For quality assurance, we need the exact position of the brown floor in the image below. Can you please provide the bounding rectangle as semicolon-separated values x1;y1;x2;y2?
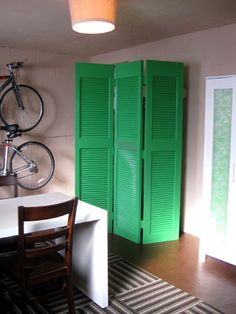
108;232;236;314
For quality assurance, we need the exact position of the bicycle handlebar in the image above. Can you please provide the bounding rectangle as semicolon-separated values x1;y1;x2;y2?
7;61;24;70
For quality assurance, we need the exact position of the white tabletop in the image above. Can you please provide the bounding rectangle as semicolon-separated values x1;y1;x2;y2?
0;192;106;238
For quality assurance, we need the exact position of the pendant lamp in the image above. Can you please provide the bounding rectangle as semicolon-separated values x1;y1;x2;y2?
68;0;117;34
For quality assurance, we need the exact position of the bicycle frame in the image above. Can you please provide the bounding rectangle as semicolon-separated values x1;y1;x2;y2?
0;69;25;110
1;141;36;176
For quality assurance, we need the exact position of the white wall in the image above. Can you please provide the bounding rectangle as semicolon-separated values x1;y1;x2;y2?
0;47;87;197
90;23;236;237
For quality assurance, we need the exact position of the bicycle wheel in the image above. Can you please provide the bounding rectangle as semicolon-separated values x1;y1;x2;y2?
0;84;44;132
10;141;55;190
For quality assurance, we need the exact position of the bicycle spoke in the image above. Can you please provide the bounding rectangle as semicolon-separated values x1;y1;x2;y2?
0;85;44;132
11;141;55;190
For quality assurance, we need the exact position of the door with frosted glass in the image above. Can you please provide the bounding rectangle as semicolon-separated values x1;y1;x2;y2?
200;76;236;265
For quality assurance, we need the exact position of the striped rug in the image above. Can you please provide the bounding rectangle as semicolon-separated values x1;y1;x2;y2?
1;253;224;314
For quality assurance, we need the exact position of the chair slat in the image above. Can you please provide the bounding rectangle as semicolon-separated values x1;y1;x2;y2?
25;241;68;258
25;226;69;244
21;200;75;221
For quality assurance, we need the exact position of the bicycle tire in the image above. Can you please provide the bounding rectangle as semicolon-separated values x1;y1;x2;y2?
10;141;55;190
0;84;44;132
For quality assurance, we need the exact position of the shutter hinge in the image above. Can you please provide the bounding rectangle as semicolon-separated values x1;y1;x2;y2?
142;83;146;98
141;150;145;159
183;88;187;99
110;211;114;220
142;84;146;109
140;220;144;229
113;85;116;111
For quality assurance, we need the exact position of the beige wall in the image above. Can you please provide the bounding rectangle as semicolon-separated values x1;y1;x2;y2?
91;23;236;237
1;23;236;237
0;47;87;197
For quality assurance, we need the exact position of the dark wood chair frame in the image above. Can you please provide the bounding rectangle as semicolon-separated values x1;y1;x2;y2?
0;197;78;313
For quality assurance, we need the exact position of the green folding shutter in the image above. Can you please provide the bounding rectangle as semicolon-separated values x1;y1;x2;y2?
75;63;114;231
113;61;143;243
143;60;184;243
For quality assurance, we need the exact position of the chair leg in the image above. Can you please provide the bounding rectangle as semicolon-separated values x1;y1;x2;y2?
65;277;75;314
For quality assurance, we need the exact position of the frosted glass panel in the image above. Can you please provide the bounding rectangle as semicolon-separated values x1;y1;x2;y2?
211;88;232;236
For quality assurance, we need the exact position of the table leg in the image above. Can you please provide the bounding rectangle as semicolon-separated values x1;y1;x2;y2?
72;219;108;308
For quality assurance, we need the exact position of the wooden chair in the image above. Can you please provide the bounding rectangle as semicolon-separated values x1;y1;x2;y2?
0;197;78;313
0;174;18;198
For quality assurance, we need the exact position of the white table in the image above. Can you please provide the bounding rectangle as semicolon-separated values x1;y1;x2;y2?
0;192;108;308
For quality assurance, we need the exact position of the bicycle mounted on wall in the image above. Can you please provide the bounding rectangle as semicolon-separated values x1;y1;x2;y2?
0;61;44;132
0;62;55;190
0;124;55;190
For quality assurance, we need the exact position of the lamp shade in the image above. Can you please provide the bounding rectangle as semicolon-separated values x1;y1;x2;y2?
68;0;117;34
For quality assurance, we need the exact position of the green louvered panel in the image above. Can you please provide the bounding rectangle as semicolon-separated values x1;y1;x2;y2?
80;148;111;208
114;61;143;243
116;76;140;139
150;151;177;236
152;76;177;139
80;78;110;137
75;63;114;231
115;149;138;239
143;60;184;243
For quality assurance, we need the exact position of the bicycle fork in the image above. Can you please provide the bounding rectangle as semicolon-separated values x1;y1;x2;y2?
12;82;25;110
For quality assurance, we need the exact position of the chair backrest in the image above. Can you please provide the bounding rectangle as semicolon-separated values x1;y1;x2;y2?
0;174;18;198
18;197;78;287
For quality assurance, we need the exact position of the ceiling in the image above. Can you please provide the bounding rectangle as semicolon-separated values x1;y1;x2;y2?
0;0;236;57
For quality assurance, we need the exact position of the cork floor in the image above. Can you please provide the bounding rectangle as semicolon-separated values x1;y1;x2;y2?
109;232;236;314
